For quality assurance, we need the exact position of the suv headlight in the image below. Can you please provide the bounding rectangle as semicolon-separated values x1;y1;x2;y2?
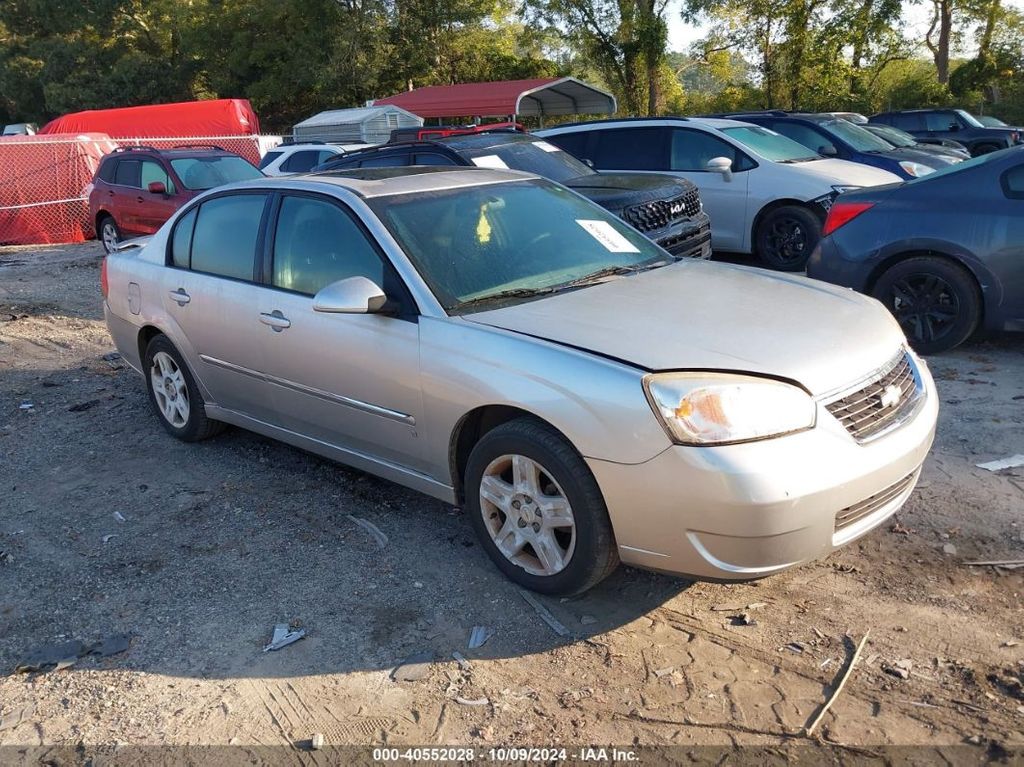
899;161;935;177
643;373;816;445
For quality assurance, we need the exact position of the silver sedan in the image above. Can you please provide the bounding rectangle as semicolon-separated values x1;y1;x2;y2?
102;168;938;594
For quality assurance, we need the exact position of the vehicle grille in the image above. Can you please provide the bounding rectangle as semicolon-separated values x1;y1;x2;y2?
825;350;922;443
835;470;917;533
657;226;711;258
624;188;702;232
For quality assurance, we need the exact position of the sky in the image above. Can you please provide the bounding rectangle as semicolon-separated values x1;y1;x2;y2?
665;0;1024;55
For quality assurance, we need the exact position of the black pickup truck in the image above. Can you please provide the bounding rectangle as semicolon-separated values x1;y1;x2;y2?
314;132;713;260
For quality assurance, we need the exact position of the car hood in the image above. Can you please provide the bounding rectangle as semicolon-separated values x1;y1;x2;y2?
879;147;946;168
792;158;902;186
564;172;693;209
913;143;968;161
463;260;904;396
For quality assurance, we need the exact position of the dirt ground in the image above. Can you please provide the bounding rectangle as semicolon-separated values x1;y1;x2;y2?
1;242;1022;758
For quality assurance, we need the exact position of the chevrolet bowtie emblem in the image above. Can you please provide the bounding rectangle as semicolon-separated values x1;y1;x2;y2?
880;384;902;409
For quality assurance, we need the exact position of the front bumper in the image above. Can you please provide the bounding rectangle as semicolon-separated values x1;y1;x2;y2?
588;352;938;580
655;214;713;259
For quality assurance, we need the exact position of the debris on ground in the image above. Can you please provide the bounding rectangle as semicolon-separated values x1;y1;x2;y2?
580;614;597;625
113;511;126;523
468;626;493;649
0;703;35;732
14;633;130;673
942;543;958;556
730;612;757;627
91;633;131;658
784;642;806;654
391;651;434;682
653;667;674;678
519;589;570;637
1002;640;1020;648
263;623;306;652
452;651;472;671
67;400;100;412
455;697;489;706
101;534;117;544
884;659;914;680
346;515;388;549
964;559;1024;569
804;630;871;737
976;455;1024;472
310;732;325;750
18;402;33;411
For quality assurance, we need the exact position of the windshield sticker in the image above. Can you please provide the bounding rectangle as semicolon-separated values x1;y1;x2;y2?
471;155;509;169
576;220;641;253
534;141;561;152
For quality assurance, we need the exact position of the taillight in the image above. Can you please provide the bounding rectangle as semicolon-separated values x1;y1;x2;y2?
823;201;874;236
100;256;109;299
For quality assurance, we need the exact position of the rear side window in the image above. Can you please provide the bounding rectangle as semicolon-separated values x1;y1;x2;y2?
171;208;197;268
890;113;925;131
1001;165;1024;199
97;159;117;183
544;131;589;159
189;194;267;281
591;128;667;170
114;159;141;187
258;150;283;170
281;150;321;173
272;195;384;295
360;154;409;168
925;112;957;131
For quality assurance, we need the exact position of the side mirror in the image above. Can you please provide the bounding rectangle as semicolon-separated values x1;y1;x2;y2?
948;123;960;132
147;181;167;195
705;156;733;181
313;276;389;314
582;158;595;169
818;144;838;157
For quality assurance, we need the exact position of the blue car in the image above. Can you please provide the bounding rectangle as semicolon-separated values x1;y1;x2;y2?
807;147;1024;353
709;111;940;180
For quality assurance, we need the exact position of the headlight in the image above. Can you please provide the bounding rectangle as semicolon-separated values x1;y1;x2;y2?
643;373;816;445
899;161;935;177
831;185;861;194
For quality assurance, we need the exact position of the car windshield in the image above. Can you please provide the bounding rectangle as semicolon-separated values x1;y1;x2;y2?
456;140;595;184
258;151;283;170
955;109;984;128
170;156;263;190
977;115;1007;127
370;180;671;313
821;119;894;152
720;126;820;162
868;125;914;147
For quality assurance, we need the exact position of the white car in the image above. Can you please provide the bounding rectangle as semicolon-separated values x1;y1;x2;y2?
259;143;366;176
538;117;901;270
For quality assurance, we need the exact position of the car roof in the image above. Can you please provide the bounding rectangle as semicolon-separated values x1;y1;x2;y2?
104;146;235;160
223;167;540;199
544;116;757;131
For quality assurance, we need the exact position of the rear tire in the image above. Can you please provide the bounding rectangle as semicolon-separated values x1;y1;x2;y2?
98;215;121;254
143;335;224;441
754;205;821;271
871;256;981;354
464;418;618;595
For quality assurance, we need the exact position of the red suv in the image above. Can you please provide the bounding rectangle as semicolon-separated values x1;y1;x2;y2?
89;145;263;252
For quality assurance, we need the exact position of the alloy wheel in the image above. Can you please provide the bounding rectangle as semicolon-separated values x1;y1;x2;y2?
150;351;190;428
889;273;959;345
101;220;119;252
478;454;576;577
764;218;806;266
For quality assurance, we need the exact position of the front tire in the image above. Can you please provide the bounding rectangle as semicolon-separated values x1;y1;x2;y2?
754;205;821;271
871;256;981;354
98;215;121;254
464;418;618;595
143;335;224;441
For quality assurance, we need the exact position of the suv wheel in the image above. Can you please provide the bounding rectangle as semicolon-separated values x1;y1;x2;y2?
98;215;121;254
754;205;820;271
972;143;1001;156
144;335;224;441
464;418;619;595
872;256;981;354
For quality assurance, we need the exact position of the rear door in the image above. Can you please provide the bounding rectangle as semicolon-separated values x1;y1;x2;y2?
254;192;426;470
110;159;144;235
161;191;279;421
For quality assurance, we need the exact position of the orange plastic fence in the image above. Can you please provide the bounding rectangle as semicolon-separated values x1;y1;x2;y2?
0;134;264;246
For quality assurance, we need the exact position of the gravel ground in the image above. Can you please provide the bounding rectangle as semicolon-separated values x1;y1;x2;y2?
0;242;1022;757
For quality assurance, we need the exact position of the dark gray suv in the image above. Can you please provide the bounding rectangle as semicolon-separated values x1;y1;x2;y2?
870;109;1022;157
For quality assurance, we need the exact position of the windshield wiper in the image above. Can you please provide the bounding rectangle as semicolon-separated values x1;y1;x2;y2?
552;259;673;290
450;286;556;311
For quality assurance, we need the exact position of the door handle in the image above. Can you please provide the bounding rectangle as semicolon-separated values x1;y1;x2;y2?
136;196;144;203
259;310;291;331
168;289;191;306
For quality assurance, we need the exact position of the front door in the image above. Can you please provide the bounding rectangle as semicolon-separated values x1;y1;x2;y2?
254;193;426;472
137;160;181;232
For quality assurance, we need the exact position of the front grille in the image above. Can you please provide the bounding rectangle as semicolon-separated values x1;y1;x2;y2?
657;226;711;258
624;188;702;232
835;470;917;532
825;350;922;443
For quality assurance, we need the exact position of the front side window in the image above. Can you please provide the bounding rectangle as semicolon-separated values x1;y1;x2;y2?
370;180;669;312
189;194;267;280
821;120;894;152
114;159;141;187
591;128;667;171
141;160;175;194
272;195;384;295
768;122;836;155
170;156;263;190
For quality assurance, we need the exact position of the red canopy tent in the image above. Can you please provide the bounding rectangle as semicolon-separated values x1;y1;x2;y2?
373;78;617;122
39;98;260;138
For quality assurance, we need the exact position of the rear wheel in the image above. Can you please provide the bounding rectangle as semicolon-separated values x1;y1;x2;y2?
754;205;821;271
871;256;981;354
98;215;120;254
143;335;224;441
972;143;1001;156
464;418;618;595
